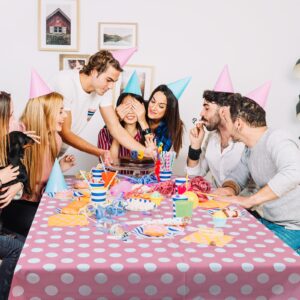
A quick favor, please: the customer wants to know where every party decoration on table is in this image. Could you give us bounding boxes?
[73,180,89,189]
[109,223,130,240]
[167,76,192,100]
[132,224,184,239]
[198,199,230,209]
[212,210,228,227]
[172,194,189,217]
[91,166,104,180]
[126,217,191,227]
[183,191,199,209]
[117,173,158,184]
[154,159,161,181]
[189,176,211,201]
[157,142,163,154]
[181,227,233,247]
[175,177,187,186]
[125,198,156,211]
[152,180,176,197]
[90,187,107,203]
[149,191,164,206]
[61,198,90,215]
[174,200,193,218]
[102,171,118,188]
[137,150,144,160]
[110,180,132,196]
[45,158,68,197]
[48,214,89,227]
[130,150,138,160]
[79,170,92,188]
[207,207,246,219]
[159,151,176,172]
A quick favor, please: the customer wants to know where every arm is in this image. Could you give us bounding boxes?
[0,182,23,209]
[187,122,205,168]
[110,139,120,160]
[60,111,104,157]
[100,106,145,152]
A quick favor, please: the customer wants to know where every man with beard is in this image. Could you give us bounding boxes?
[214,83,300,254]
[186,66,245,188]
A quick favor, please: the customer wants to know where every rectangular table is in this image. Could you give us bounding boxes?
[9,177,300,299]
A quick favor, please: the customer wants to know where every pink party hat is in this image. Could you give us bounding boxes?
[111,47,137,67]
[213,65,234,93]
[30,69,52,98]
[245,81,271,108]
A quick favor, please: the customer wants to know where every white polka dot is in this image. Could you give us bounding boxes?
[185,247,196,253]
[209,263,222,272]
[110,253,121,258]
[246,235,256,239]
[79,243,90,248]
[94,248,105,253]
[152,239,163,244]
[109,243,120,248]
[93,258,106,264]
[144,263,157,272]
[190,257,202,262]
[31,248,43,253]
[161,273,173,284]
[111,263,124,272]
[61,258,74,263]
[264,252,275,258]
[288,273,300,284]
[45,285,58,296]
[64,239,75,244]
[79,235,90,239]
[209,285,221,295]
[35,239,46,243]
[256,231,267,236]
[177,285,189,296]
[155,247,167,252]
[264,239,275,243]
[30,297,41,300]
[254,244,266,248]
[77,264,90,272]
[226,273,238,284]
[141,253,153,258]
[62,248,74,253]
[43,264,56,271]
[50,235,61,239]
[241,285,253,295]
[192,297,205,300]
[177,263,190,272]
[272,284,284,295]
[95,273,107,284]
[61,273,74,284]
[257,273,269,284]
[244,248,256,253]
[45,252,58,258]
[256,296,267,300]
[12,286,24,297]
[145,285,158,296]
[203,252,215,258]
[49,243,60,248]
[138,243,150,248]
[159,257,170,262]
[78,253,90,258]
[112,285,125,296]
[225,297,236,300]
[253,257,266,263]
[233,252,245,258]
[241,263,254,272]
[168,243,179,248]
[193,273,206,284]
[125,258,137,263]
[129,297,140,300]
[222,258,234,263]
[26,273,40,284]
[273,263,286,272]
[79,285,92,296]
[125,248,136,253]
[236,239,247,244]
[28,258,41,264]
[284,257,296,263]
[128,273,141,284]
[273,247,285,253]
[172,252,184,257]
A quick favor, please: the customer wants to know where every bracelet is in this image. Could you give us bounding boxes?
[188,146,202,160]
[141,128,152,136]
[0,179,2,189]
[221,180,240,195]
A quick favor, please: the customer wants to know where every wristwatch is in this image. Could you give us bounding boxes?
[141,128,152,136]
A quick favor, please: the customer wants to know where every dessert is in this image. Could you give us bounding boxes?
[149,191,164,205]
[73,180,89,189]
[222,208,241,218]
[55,190,73,200]
[143,224,168,237]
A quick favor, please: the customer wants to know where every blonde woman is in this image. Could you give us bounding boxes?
[1,91,75,236]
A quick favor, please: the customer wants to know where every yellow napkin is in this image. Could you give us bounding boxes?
[48,214,89,227]
[182,227,233,247]
[61,197,90,215]
[198,199,230,209]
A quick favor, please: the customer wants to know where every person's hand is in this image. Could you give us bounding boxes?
[0,165,19,184]
[214,194,252,209]
[23,130,41,144]
[189,122,205,149]
[213,187,236,197]
[132,99,146,123]
[100,150,113,167]
[144,135,158,160]
[0,182,23,209]
[116,102,132,120]
[59,155,76,172]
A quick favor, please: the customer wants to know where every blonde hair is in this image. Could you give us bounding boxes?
[0,91,11,167]
[20,92,63,196]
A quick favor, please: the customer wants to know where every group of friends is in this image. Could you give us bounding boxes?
[0,48,299,299]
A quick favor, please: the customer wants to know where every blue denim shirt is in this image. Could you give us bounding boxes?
[154,121,172,151]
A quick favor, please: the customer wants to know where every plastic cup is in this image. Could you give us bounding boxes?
[89,181,105,189]
[159,170,172,182]
[175,200,193,217]
[90,187,107,203]
[91,168,104,180]
[172,194,188,217]
[213,217,227,227]
[175,177,188,186]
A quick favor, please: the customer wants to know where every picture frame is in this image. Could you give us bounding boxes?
[38,0,79,51]
[59,54,89,70]
[98,22,138,50]
[114,65,154,102]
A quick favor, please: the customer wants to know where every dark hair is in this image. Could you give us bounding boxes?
[228,94,267,127]
[146,85,184,155]
[203,90,234,107]
[80,50,123,76]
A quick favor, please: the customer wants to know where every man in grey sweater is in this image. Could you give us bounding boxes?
[215,93,300,254]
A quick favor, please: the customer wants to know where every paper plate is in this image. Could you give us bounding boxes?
[125,198,156,211]
[132,225,184,239]
[207,208,246,219]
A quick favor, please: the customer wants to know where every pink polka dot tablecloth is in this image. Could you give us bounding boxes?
[9,178,300,300]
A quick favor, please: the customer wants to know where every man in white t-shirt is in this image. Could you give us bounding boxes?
[51,50,153,160]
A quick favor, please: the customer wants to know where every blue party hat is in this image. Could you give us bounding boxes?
[123,71,142,96]
[167,77,191,100]
[45,158,67,196]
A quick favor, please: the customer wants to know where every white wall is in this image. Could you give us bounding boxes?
[1,0,299,174]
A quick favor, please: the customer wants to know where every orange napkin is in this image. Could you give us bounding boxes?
[61,197,90,215]
[102,171,117,187]
[48,214,89,227]
[182,227,233,247]
[198,199,230,209]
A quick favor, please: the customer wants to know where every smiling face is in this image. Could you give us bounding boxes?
[55,103,67,132]
[91,65,120,96]
[200,100,221,131]
[147,91,167,121]
[122,95,138,125]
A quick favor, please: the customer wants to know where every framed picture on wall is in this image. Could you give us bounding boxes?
[38,0,79,51]
[114,65,154,102]
[98,22,138,50]
[59,54,89,70]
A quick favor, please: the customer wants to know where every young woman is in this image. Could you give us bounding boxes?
[1,91,75,237]
[144,85,184,156]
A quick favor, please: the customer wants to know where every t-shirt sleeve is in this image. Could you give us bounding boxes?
[98,127,112,150]
[99,90,113,108]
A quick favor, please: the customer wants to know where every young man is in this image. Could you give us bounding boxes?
[51,49,154,160]
[186,66,245,187]
[215,83,300,254]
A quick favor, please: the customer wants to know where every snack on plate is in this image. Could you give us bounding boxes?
[222,208,242,218]
[183,191,199,208]
[73,180,89,189]
[149,191,164,205]
[213,210,227,219]
[143,224,168,237]
[55,190,73,200]
[61,198,90,215]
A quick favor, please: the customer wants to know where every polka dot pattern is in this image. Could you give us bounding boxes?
[9,177,300,299]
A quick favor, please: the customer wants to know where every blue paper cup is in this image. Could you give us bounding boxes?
[91,168,104,180]
[91,187,107,203]
[175,177,188,186]
[89,181,105,189]
[213,217,227,227]
[159,170,172,182]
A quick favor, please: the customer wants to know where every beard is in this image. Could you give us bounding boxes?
[202,114,220,131]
